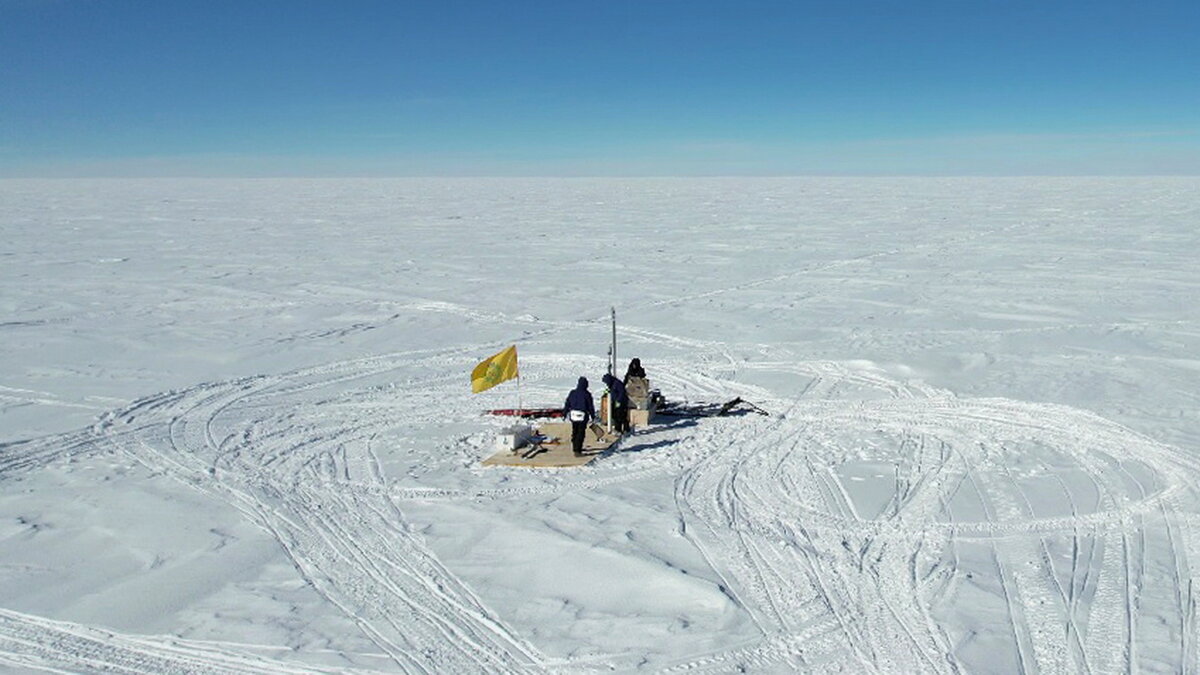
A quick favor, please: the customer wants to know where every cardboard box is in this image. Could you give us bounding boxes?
[599,394,655,429]
[629,407,654,428]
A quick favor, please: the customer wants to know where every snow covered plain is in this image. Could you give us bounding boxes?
[1,177,1198,673]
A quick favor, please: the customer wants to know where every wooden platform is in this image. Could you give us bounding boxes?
[481,421,620,468]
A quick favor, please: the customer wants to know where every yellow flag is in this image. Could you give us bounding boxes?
[471,345,519,393]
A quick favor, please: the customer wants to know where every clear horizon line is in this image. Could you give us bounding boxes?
[2,173,1199,180]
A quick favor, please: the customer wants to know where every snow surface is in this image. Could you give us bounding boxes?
[1,177,1198,673]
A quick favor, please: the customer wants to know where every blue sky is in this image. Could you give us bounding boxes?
[2,0,1197,176]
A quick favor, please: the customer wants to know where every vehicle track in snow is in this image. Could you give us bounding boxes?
[4,327,1200,672]
[0,607,339,674]
[66,341,760,673]
[671,379,1200,673]
[97,351,551,674]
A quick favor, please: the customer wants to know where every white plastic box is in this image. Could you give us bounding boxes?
[495,424,533,451]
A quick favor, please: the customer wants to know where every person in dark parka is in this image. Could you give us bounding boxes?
[602,373,630,434]
[624,358,646,383]
[564,376,596,455]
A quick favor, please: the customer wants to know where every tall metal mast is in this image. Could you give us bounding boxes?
[611,306,617,378]
[607,307,616,433]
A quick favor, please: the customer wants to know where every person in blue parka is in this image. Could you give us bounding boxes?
[602,372,630,435]
[564,377,596,456]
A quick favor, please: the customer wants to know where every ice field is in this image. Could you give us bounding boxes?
[1,177,1198,673]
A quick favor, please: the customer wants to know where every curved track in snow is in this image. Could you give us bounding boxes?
[0,607,338,675]
[672,379,1200,672]
[2,332,1200,673]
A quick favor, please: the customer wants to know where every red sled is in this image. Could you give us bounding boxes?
[486,408,564,418]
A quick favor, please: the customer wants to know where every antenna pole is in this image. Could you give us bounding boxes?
[611,307,617,378]
[607,307,616,433]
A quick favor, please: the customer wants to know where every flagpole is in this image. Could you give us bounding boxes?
[517,373,523,416]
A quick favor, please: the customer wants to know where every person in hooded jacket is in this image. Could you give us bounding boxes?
[602,372,630,434]
[623,358,650,412]
[563,377,596,456]
[624,358,646,383]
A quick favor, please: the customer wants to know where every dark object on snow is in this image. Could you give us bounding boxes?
[520,434,559,459]
[602,373,631,434]
[564,377,596,455]
[563,377,596,421]
[602,373,629,407]
[624,358,646,383]
[658,397,768,418]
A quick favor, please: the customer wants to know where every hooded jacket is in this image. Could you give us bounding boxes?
[602,373,629,407]
[564,377,596,421]
[624,358,646,383]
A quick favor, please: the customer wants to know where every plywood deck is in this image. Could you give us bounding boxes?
[481,421,620,468]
